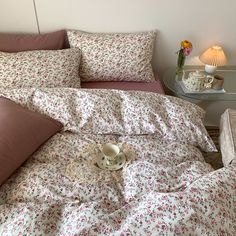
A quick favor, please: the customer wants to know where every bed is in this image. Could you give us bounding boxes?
[0,30,235,236]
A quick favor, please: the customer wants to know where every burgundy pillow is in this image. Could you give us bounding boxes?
[0,97,63,186]
[0,30,66,52]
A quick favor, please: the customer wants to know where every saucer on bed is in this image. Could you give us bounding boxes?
[66,142,136,183]
[96,152,127,171]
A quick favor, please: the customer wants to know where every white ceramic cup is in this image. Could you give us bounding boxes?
[102,143,121,165]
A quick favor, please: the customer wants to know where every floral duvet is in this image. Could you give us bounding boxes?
[0,88,235,235]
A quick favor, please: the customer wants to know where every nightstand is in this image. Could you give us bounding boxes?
[162,66,236,127]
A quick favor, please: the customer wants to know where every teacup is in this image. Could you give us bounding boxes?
[182,70,214,92]
[101,143,122,165]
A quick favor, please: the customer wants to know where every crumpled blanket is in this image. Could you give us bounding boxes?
[0,88,235,235]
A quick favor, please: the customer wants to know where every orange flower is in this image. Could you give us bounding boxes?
[181,40,192,49]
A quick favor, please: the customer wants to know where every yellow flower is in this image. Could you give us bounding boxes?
[181,40,192,49]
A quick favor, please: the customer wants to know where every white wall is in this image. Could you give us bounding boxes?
[0,0,38,33]
[1,0,236,74]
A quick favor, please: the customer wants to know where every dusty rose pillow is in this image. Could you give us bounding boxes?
[0,97,63,186]
[0,30,66,52]
[67,30,156,82]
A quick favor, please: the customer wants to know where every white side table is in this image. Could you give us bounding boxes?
[162,66,236,126]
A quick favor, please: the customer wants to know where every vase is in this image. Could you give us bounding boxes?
[176,48,186,79]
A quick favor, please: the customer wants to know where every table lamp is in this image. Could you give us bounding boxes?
[199,45,227,73]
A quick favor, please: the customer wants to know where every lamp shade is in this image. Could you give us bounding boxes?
[199,46,227,66]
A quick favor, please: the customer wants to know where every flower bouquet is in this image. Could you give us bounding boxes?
[176,40,193,76]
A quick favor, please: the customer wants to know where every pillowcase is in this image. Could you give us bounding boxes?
[0,97,62,186]
[1,88,215,152]
[0,48,81,88]
[0,30,66,52]
[67,30,156,82]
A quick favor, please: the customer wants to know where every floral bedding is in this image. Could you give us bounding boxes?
[0,88,235,235]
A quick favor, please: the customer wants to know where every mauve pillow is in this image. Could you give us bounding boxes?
[0,97,63,186]
[0,30,66,52]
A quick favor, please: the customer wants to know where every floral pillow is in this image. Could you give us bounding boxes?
[67,30,156,82]
[0,48,81,88]
[0,88,216,152]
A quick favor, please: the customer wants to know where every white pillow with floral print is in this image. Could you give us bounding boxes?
[67,30,156,82]
[0,88,216,152]
[0,48,81,88]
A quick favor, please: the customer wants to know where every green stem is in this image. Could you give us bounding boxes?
[177,49,186,69]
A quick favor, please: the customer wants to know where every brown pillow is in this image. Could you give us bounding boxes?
[0,97,63,186]
[0,30,66,52]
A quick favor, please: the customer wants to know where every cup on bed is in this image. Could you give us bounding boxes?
[102,143,121,165]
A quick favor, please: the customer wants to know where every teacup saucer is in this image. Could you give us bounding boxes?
[96,152,127,171]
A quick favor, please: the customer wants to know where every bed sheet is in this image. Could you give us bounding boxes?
[81,80,165,94]
[0,88,235,235]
